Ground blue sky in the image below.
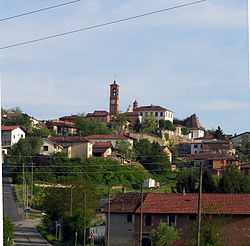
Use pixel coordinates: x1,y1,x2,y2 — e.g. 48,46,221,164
0,0,249,134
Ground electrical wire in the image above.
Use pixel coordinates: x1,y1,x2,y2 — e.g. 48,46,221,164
0,0,81,22
0,0,207,50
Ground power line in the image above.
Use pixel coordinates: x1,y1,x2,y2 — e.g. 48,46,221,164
0,0,207,50
0,0,81,22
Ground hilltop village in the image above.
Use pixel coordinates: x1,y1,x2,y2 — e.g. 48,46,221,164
2,81,250,246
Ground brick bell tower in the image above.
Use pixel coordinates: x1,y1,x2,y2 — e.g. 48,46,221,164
109,81,119,115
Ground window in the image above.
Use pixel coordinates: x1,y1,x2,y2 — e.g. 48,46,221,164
189,214,197,220
13,135,15,139
140,113,143,116
145,112,148,116
168,215,176,226
194,144,198,148
43,146,49,151
155,112,158,117
127,214,133,223
145,214,152,226
160,112,163,117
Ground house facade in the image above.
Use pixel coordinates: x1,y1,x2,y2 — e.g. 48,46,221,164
1,126,26,147
102,193,250,246
40,138,63,155
184,153,240,174
46,120,77,136
190,138,234,155
134,104,174,122
48,136,93,158
86,111,111,123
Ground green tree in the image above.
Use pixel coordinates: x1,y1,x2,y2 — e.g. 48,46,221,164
2,106,22,114
111,114,128,134
75,116,113,136
202,170,217,193
181,127,189,135
62,208,92,242
185,210,229,246
165,120,176,131
4,217,15,246
116,140,135,160
213,126,225,140
151,222,180,246
238,134,250,161
140,115,158,134
30,123,57,138
219,167,250,193
176,170,198,193
134,139,170,173
2,114,32,133
8,137,43,182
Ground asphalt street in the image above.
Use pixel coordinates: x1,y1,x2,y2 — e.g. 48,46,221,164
3,168,51,246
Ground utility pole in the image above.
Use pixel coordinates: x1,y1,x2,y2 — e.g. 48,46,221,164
139,184,143,246
106,188,110,246
75,232,78,246
196,162,203,246
70,186,73,216
22,162,25,216
30,162,34,200
83,192,86,246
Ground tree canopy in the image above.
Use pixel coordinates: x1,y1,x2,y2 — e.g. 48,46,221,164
151,222,180,246
75,116,113,136
134,139,170,173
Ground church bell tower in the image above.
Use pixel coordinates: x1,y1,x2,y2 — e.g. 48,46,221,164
109,81,119,115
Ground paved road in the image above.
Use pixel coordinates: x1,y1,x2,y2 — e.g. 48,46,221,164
13,219,52,246
3,168,22,222
3,169,52,246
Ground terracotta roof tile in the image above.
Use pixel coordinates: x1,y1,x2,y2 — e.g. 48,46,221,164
134,193,250,215
185,153,237,161
85,135,128,140
48,136,89,143
135,105,173,112
2,125,22,131
102,193,145,213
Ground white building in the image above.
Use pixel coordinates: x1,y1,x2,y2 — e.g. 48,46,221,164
1,126,26,147
189,128,205,139
134,105,174,122
40,138,63,155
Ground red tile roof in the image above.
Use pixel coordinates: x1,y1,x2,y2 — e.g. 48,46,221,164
105,193,250,215
185,153,238,161
2,125,22,131
93,142,114,153
135,105,173,112
135,193,250,215
85,135,128,140
48,136,89,143
102,193,145,213
2,113,24,118
87,111,110,117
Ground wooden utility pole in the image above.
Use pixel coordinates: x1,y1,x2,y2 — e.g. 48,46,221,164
30,162,34,200
70,186,73,216
106,188,111,246
196,162,203,246
83,192,86,246
139,184,143,246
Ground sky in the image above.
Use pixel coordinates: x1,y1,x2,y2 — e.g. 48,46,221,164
0,0,249,134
